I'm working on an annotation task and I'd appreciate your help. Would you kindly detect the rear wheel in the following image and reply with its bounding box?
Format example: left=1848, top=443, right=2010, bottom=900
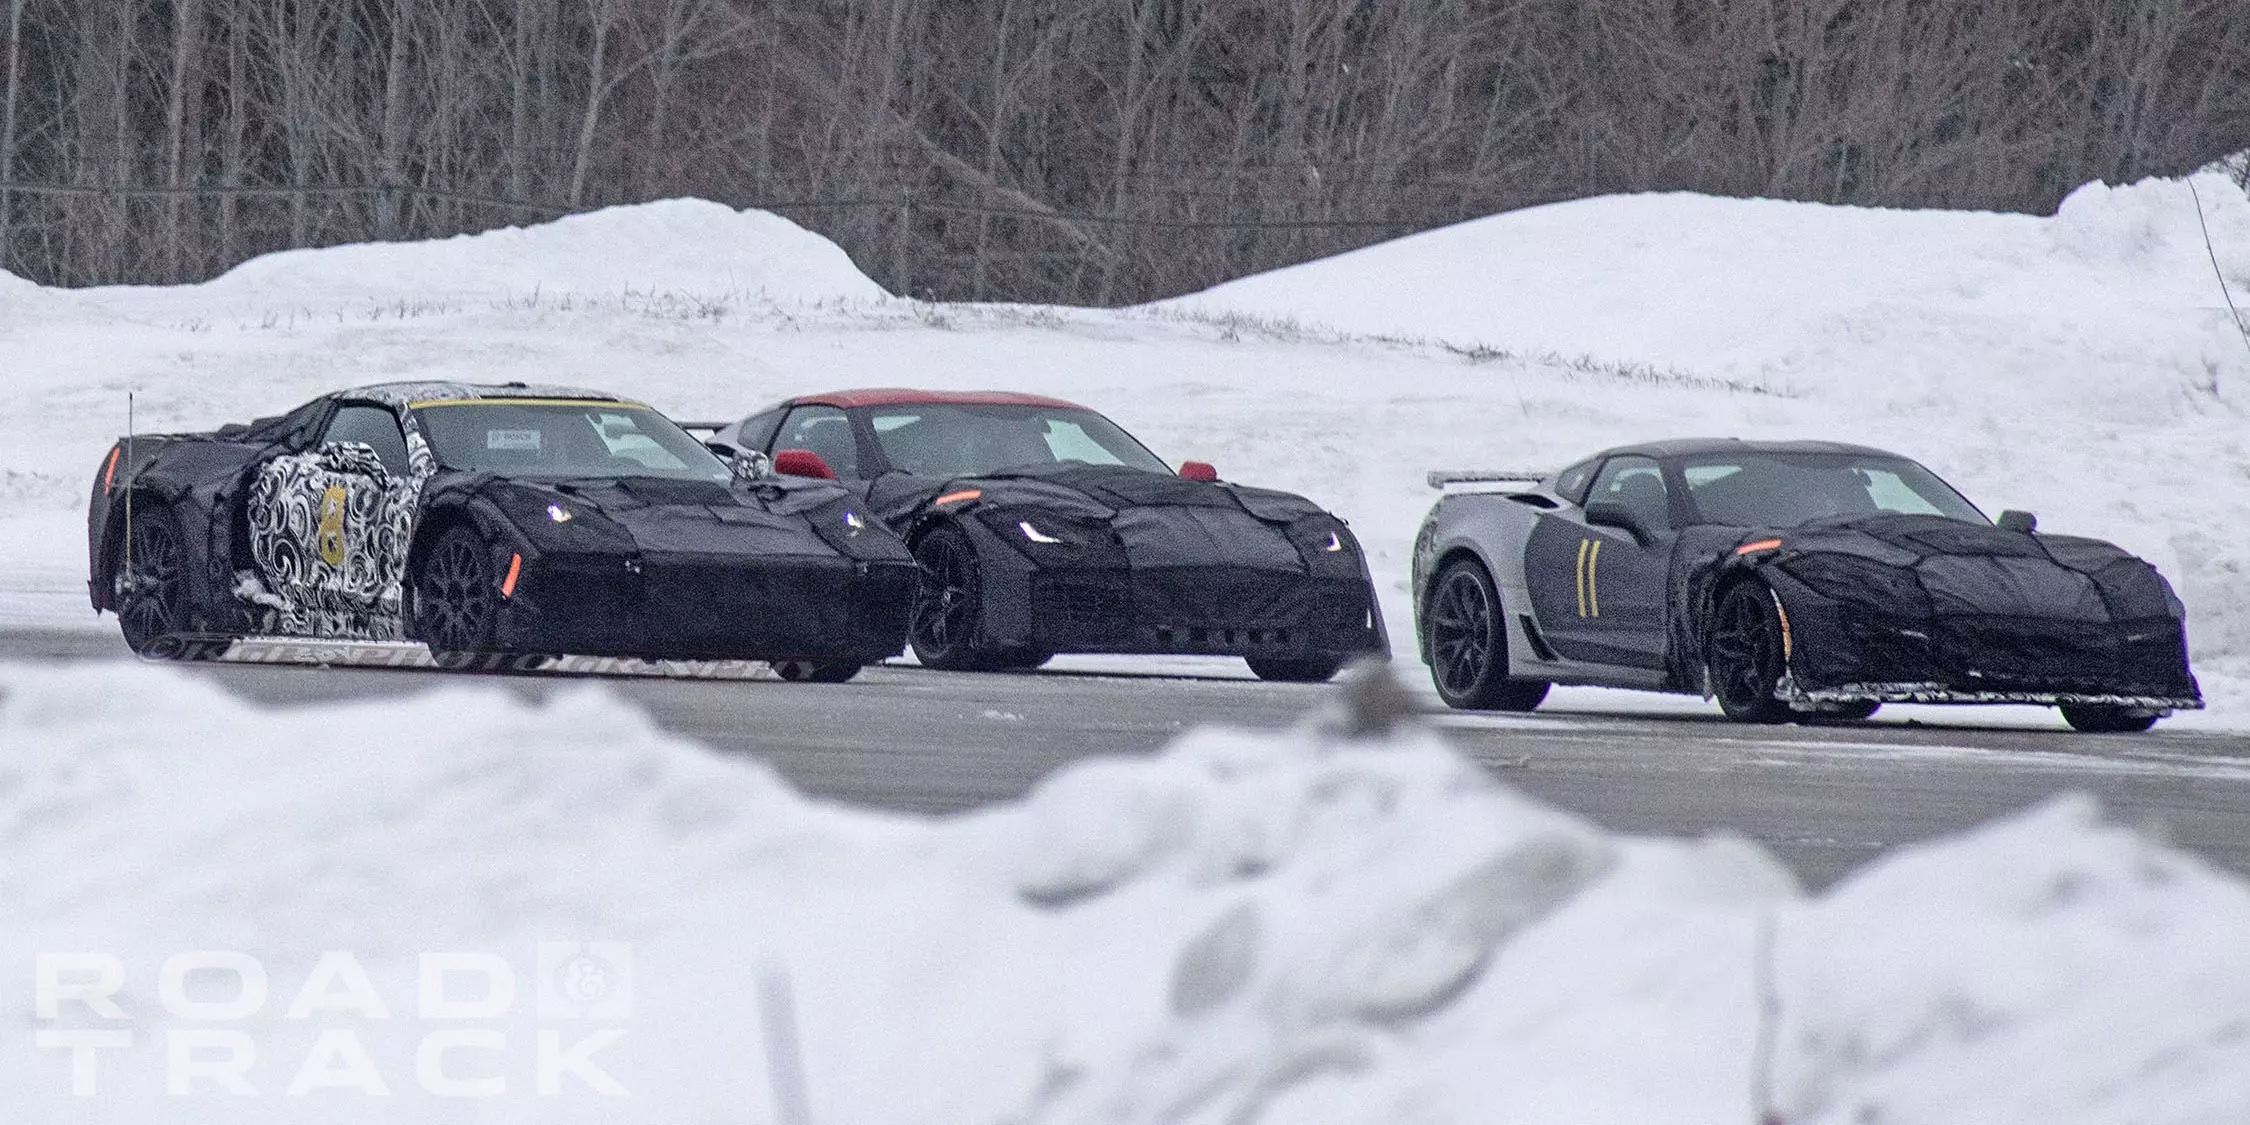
left=911, top=524, right=998, bottom=671
left=1247, top=655, right=1345, bottom=683
left=1424, top=558, right=1550, bottom=711
left=987, top=648, right=1054, bottom=672
left=772, top=659, right=865, bottom=684
left=113, top=505, right=216, bottom=658
left=414, top=527, right=503, bottom=665
left=2060, top=704, right=2161, bottom=734
left=1708, top=581, right=1792, bottom=724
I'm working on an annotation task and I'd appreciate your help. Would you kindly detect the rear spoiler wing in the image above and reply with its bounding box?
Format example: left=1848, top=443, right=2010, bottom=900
left=1426, top=469, right=1551, bottom=490
left=676, top=421, right=730, bottom=436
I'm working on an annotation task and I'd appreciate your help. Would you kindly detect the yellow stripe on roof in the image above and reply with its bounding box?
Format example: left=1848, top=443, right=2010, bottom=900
left=407, top=397, right=649, bottom=410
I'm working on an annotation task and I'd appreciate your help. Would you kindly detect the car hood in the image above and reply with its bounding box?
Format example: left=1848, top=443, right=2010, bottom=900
left=868, top=463, right=1355, bottom=572
left=1754, top=513, right=2183, bottom=623
left=464, top=474, right=907, bottom=562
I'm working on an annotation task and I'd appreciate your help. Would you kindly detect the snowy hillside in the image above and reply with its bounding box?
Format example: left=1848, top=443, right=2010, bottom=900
left=3, top=178, right=2247, bottom=720
left=4, top=661, right=2245, bottom=1124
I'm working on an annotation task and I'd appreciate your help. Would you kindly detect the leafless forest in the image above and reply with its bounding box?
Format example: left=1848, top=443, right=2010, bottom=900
left=1, top=0, right=2246, bottom=302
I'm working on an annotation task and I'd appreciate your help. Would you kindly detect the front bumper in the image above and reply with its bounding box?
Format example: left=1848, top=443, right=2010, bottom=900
left=1783, top=674, right=2204, bottom=713
left=1772, top=595, right=2202, bottom=711
left=500, top=550, right=916, bottom=661
left=1019, top=565, right=1384, bottom=657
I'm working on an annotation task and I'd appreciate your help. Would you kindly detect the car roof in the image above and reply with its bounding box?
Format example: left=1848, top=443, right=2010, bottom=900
left=341, top=381, right=625, bottom=408
left=1596, top=437, right=1906, bottom=461
left=787, top=388, right=1088, bottom=411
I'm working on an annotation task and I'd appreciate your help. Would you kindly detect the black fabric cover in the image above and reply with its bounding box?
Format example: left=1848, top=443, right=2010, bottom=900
left=1745, top=514, right=2197, bottom=699
left=464, top=474, right=917, bottom=661
left=871, top=463, right=1384, bottom=658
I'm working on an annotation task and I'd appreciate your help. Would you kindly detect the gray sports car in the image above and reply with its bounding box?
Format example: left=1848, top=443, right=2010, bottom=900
left=1411, top=439, right=2202, bottom=732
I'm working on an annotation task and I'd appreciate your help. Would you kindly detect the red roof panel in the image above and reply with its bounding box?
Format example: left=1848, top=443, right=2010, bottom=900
left=790, top=387, right=1088, bottom=411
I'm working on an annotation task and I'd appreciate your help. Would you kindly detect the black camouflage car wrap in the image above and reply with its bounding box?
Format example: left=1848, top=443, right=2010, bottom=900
left=89, top=382, right=917, bottom=664
left=715, top=393, right=1387, bottom=668
left=1704, top=514, right=2200, bottom=706
left=868, top=462, right=1386, bottom=659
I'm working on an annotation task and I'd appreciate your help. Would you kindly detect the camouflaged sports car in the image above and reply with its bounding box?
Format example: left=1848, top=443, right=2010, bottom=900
left=704, top=389, right=1386, bottom=681
left=88, top=382, right=917, bottom=679
left=1413, top=439, right=2202, bottom=732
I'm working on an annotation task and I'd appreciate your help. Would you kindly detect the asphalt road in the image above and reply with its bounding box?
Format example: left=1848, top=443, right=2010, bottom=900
left=12, top=627, right=2250, bottom=891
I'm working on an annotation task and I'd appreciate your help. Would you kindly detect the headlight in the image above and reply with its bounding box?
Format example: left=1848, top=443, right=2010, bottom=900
left=977, top=507, right=1116, bottom=559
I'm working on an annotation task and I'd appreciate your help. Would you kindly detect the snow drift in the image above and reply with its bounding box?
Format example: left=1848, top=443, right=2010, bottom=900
left=2, top=662, right=2245, bottom=1124
left=1162, top=175, right=2250, bottom=416
left=168, top=200, right=891, bottom=306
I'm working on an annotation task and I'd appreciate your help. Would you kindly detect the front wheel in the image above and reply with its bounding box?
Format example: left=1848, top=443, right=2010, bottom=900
left=911, top=524, right=996, bottom=671
left=113, top=505, right=220, bottom=658
left=2059, top=704, right=2161, bottom=734
left=773, top=659, right=865, bottom=684
left=1707, top=581, right=1792, bottom=724
left=1247, top=655, right=1345, bottom=683
left=1423, top=558, right=1550, bottom=711
left=413, top=527, right=503, bottom=663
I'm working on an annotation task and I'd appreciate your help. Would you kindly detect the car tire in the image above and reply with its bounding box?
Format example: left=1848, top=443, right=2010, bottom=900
left=112, top=504, right=225, bottom=659
left=1708, top=581, right=1794, bottom=724
left=987, top=648, right=1054, bottom=672
left=2059, top=704, right=2161, bottom=734
left=911, top=523, right=1001, bottom=671
left=1247, top=654, right=1346, bottom=683
left=1423, top=557, right=1550, bottom=711
left=772, top=659, right=866, bottom=684
left=413, top=526, right=505, bottom=666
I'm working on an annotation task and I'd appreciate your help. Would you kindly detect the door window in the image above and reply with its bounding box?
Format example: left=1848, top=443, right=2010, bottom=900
left=776, top=406, right=861, bottom=478
left=321, top=404, right=411, bottom=476
left=1587, top=456, right=1672, bottom=532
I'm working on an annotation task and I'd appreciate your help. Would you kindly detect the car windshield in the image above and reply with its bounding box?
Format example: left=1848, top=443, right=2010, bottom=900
left=864, top=403, right=1172, bottom=478
left=1679, top=451, right=1987, bottom=528
left=413, top=401, right=732, bottom=482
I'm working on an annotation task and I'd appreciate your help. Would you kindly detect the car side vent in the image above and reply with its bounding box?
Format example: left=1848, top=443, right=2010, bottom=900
left=1517, top=614, right=1560, bottom=662
left=1505, top=492, right=1559, bottom=510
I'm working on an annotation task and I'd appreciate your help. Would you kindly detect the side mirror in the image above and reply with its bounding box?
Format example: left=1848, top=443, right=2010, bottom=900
left=703, top=439, right=739, bottom=459
left=1998, top=509, right=2038, bottom=534
left=1584, top=499, right=1650, bottom=543
left=317, top=440, right=388, bottom=479
left=1178, top=460, right=1219, bottom=482
left=774, top=448, right=838, bottom=481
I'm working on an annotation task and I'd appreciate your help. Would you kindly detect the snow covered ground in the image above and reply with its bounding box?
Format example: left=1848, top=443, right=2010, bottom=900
left=4, top=173, right=2246, bottom=724
left=3, top=660, right=2246, bottom=1124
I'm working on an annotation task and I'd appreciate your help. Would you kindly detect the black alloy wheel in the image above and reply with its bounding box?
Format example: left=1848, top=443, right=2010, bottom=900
left=115, top=505, right=203, bottom=658
left=910, top=524, right=998, bottom=671
left=772, top=659, right=866, bottom=684
left=1424, top=558, right=1550, bottom=711
left=415, top=527, right=503, bottom=665
left=1708, top=581, right=1793, bottom=723
left=2058, top=703, right=2161, bottom=734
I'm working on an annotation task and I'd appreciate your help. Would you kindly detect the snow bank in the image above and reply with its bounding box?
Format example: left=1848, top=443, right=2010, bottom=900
left=1162, top=174, right=2250, bottom=413
left=175, top=200, right=890, bottom=305
left=4, top=661, right=2246, bottom=1123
